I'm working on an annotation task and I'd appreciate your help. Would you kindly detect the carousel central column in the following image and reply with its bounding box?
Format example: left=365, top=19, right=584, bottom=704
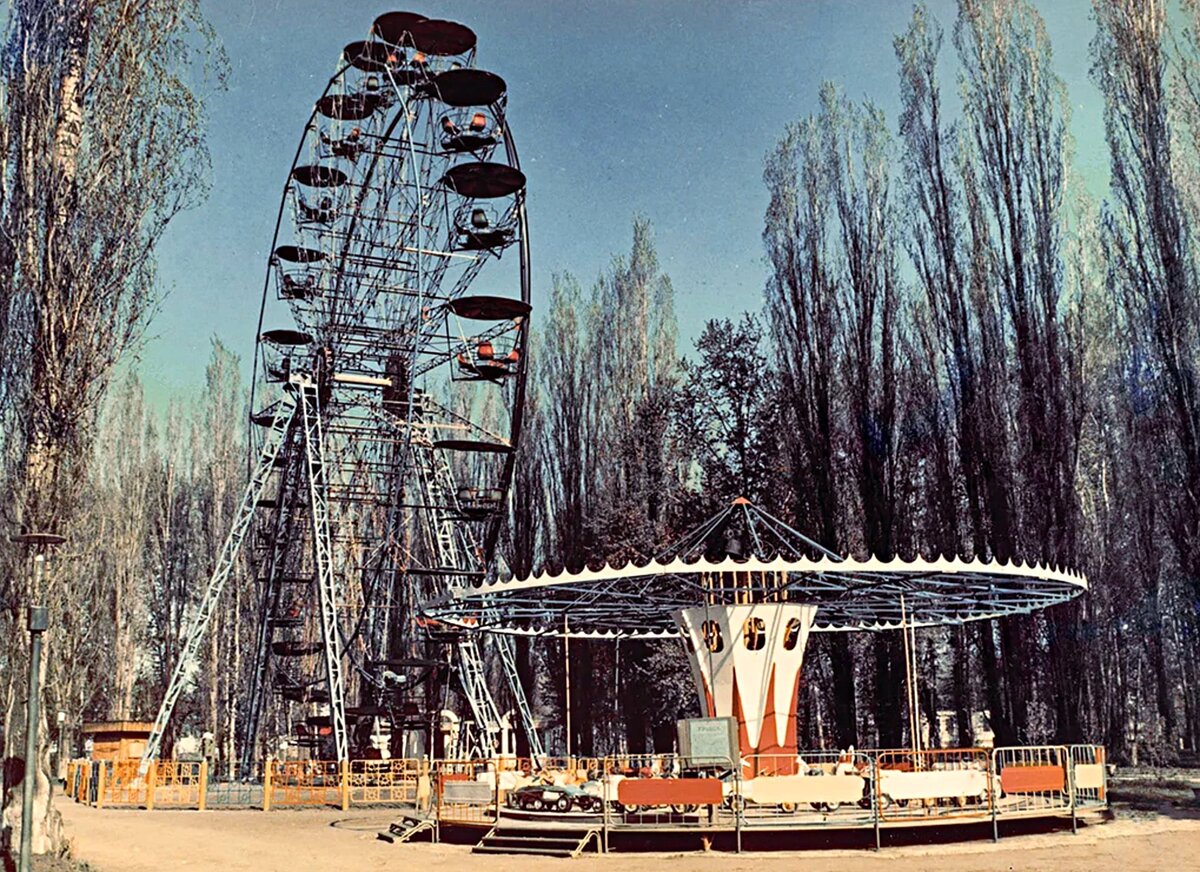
left=674, top=602, right=816, bottom=771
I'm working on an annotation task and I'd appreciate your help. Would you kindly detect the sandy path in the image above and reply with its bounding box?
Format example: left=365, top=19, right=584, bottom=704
left=57, top=802, right=1200, bottom=872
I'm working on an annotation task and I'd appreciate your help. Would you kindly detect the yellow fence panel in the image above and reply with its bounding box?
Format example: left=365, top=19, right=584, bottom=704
left=347, top=758, right=419, bottom=805
left=99, top=760, right=151, bottom=807
left=152, top=761, right=207, bottom=809
left=266, top=760, right=344, bottom=809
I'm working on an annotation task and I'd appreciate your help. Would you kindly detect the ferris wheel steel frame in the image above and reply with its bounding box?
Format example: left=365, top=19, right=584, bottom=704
left=143, top=11, right=539, bottom=769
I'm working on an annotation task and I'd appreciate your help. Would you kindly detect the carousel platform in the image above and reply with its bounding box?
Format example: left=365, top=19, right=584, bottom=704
left=430, top=797, right=1110, bottom=854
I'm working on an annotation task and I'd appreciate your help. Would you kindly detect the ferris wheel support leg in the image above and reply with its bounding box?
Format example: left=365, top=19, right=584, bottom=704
left=454, top=635, right=504, bottom=756
left=298, top=380, right=349, bottom=763
left=495, top=632, right=545, bottom=760
left=140, top=392, right=298, bottom=771
left=405, top=411, right=505, bottom=757
left=240, top=458, right=298, bottom=777
left=241, top=577, right=277, bottom=776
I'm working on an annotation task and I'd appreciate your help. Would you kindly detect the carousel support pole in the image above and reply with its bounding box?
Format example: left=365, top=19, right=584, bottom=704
left=601, top=780, right=608, bottom=853
left=1067, top=747, right=1078, bottom=835
left=734, top=762, right=743, bottom=854
left=872, top=753, right=881, bottom=851
left=990, top=750, right=999, bottom=842
left=493, top=759, right=500, bottom=824
left=900, top=595, right=919, bottom=764
left=563, top=613, right=571, bottom=759
left=910, top=618, right=922, bottom=755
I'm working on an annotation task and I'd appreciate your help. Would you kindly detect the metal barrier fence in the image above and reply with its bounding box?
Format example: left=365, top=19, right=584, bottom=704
left=1068, top=744, right=1108, bottom=808
left=347, top=758, right=421, bottom=805
left=65, top=759, right=206, bottom=809
left=206, top=778, right=263, bottom=809
left=98, top=760, right=150, bottom=807
left=61, top=743, right=1110, bottom=845
left=993, top=745, right=1070, bottom=817
left=741, top=750, right=876, bottom=828
left=596, top=752, right=737, bottom=848
left=148, top=761, right=206, bottom=809
left=65, top=757, right=422, bottom=811
left=265, top=760, right=344, bottom=809
left=436, top=759, right=498, bottom=825
left=65, top=761, right=82, bottom=800
left=85, top=761, right=99, bottom=804
left=875, top=747, right=994, bottom=822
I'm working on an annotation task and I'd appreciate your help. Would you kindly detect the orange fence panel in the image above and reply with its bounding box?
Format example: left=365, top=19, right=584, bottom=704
left=99, top=760, right=151, bottom=807
left=1000, top=764, right=1065, bottom=794
left=266, top=760, right=343, bottom=808
left=616, top=778, right=723, bottom=807
left=65, top=761, right=81, bottom=801
left=993, top=746, right=1071, bottom=815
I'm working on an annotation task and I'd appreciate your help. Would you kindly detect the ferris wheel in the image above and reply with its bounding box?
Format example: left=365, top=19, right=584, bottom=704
left=143, top=11, right=537, bottom=768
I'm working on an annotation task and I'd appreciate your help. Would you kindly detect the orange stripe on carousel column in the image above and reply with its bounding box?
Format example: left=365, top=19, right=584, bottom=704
left=755, top=665, right=781, bottom=775
left=757, top=665, right=780, bottom=751
left=753, top=665, right=801, bottom=775
left=783, top=668, right=803, bottom=753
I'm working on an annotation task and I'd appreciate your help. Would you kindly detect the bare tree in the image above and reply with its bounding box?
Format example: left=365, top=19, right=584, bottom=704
left=194, top=341, right=247, bottom=778
left=764, top=104, right=859, bottom=746
left=676, top=314, right=777, bottom=508
left=1094, top=0, right=1200, bottom=748
left=823, top=86, right=907, bottom=746
left=0, top=0, right=220, bottom=855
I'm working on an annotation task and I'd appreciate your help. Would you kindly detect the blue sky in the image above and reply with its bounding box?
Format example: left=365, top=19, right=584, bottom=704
left=138, top=0, right=1105, bottom=408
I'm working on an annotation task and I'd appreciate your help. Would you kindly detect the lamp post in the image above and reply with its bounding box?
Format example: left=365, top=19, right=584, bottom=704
left=11, top=532, right=65, bottom=872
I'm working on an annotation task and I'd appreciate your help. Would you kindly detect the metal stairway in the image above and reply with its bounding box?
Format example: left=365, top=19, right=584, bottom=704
left=473, top=824, right=602, bottom=858
left=377, top=814, right=437, bottom=844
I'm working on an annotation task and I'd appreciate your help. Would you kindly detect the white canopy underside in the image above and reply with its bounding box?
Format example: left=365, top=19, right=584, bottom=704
left=419, top=554, right=1087, bottom=639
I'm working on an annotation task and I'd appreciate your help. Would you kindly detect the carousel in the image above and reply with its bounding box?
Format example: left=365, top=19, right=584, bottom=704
left=412, top=498, right=1107, bottom=854
left=423, top=497, right=1088, bottom=767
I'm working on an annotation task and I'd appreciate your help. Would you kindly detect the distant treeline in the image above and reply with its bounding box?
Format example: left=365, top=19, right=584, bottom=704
left=501, top=0, right=1200, bottom=765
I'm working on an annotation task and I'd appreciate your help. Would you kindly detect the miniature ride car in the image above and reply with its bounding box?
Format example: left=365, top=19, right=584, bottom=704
left=507, top=782, right=602, bottom=813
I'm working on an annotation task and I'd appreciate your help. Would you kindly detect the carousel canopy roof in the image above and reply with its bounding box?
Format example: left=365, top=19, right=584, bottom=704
left=419, top=499, right=1087, bottom=638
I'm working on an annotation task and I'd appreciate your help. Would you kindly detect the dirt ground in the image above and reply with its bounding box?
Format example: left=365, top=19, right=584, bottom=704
left=49, top=799, right=1200, bottom=872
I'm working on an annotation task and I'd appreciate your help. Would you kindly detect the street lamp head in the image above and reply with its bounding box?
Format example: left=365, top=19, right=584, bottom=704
left=27, top=606, right=48, bottom=633
left=11, top=532, right=67, bottom=552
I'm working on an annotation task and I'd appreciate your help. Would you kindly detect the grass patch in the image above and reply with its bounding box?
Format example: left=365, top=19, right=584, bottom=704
left=1109, top=766, right=1200, bottom=810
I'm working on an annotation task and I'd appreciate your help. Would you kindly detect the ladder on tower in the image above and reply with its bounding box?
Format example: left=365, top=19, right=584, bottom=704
left=297, top=379, right=349, bottom=762
left=456, top=635, right=504, bottom=755
left=141, top=390, right=298, bottom=769
left=382, top=401, right=541, bottom=760
left=240, top=425, right=306, bottom=775
left=494, top=632, right=546, bottom=760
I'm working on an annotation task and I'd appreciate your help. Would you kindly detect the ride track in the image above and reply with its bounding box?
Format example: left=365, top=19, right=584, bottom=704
left=142, top=10, right=540, bottom=772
